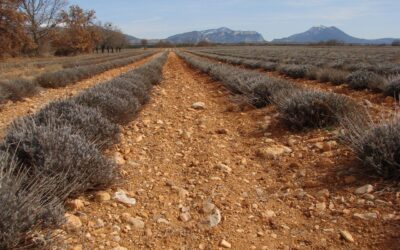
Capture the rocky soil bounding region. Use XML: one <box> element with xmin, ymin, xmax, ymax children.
<box><xmin>49</xmin><ymin>53</ymin><xmax>400</xmax><ymax>250</ymax></box>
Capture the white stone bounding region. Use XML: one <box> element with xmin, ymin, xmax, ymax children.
<box><xmin>113</xmin><ymin>190</ymin><xmax>136</xmax><ymax>206</ymax></box>
<box><xmin>353</xmin><ymin>212</ymin><xmax>378</xmax><ymax>220</ymax></box>
<box><xmin>114</xmin><ymin>152</ymin><xmax>126</xmax><ymax>165</ymax></box>
<box><xmin>192</xmin><ymin>102</ymin><xmax>206</xmax><ymax>109</ymax></box>
<box><xmin>208</xmin><ymin>208</ymin><xmax>222</xmax><ymax>227</ymax></box>
<box><xmin>340</xmin><ymin>230</ymin><xmax>354</xmax><ymax>242</ymax></box>
<box><xmin>220</xmin><ymin>239</ymin><xmax>232</xmax><ymax>248</ymax></box>
<box><xmin>179</xmin><ymin>212</ymin><xmax>191</xmax><ymax>222</ymax></box>
<box><xmin>355</xmin><ymin>184</ymin><xmax>374</xmax><ymax>195</ymax></box>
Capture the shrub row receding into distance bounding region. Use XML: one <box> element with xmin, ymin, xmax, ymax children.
<box><xmin>0</xmin><ymin>51</ymin><xmax>156</xmax><ymax>104</ymax></box>
<box><xmin>188</xmin><ymin>50</ymin><xmax>399</xmax><ymax>96</ymax></box>
<box><xmin>37</xmin><ymin>51</ymin><xmax>155</xmax><ymax>88</ymax></box>
<box><xmin>179</xmin><ymin>51</ymin><xmax>400</xmax><ymax>180</ymax></box>
<box><xmin>177</xmin><ymin>51</ymin><xmax>363</xmax><ymax>130</ymax></box>
<box><xmin>61</xmin><ymin>50</ymin><xmax>149</xmax><ymax>68</ymax></box>
<box><xmin>176</xmin><ymin>51</ymin><xmax>295</xmax><ymax>108</ymax></box>
<box><xmin>0</xmin><ymin>52</ymin><xmax>167</xmax><ymax>249</ymax></box>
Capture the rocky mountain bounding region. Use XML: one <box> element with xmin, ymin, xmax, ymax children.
<box><xmin>166</xmin><ymin>27</ymin><xmax>265</xmax><ymax>44</ymax></box>
<box><xmin>272</xmin><ymin>26</ymin><xmax>398</xmax><ymax>45</ymax></box>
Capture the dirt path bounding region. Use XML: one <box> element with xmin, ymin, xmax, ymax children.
<box><xmin>57</xmin><ymin>53</ymin><xmax>399</xmax><ymax>250</ymax></box>
<box><xmin>0</xmin><ymin>54</ymin><xmax>157</xmax><ymax>137</ymax></box>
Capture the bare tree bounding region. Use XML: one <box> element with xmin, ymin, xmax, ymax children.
<box><xmin>95</xmin><ymin>22</ymin><xmax>127</xmax><ymax>53</ymax></box>
<box><xmin>141</xmin><ymin>39</ymin><xmax>148</xmax><ymax>49</ymax></box>
<box><xmin>19</xmin><ymin>0</ymin><xmax>67</xmax><ymax>54</ymax></box>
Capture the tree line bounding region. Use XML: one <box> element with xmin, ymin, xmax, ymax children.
<box><xmin>0</xmin><ymin>0</ymin><xmax>128</xmax><ymax>57</ymax></box>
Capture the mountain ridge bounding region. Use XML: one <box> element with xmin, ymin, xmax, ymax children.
<box><xmin>166</xmin><ymin>27</ymin><xmax>265</xmax><ymax>44</ymax></box>
<box><xmin>272</xmin><ymin>26</ymin><xmax>398</xmax><ymax>44</ymax></box>
<box><xmin>125</xmin><ymin>26</ymin><xmax>399</xmax><ymax>45</ymax></box>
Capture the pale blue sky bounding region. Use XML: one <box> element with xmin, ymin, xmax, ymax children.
<box><xmin>69</xmin><ymin>0</ymin><xmax>399</xmax><ymax>40</ymax></box>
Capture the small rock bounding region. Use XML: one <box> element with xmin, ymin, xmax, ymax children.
<box><xmin>353</xmin><ymin>212</ymin><xmax>378</xmax><ymax>220</ymax></box>
<box><xmin>220</xmin><ymin>239</ymin><xmax>232</xmax><ymax>248</ymax></box>
<box><xmin>217</xmin><ymin>163</ymin><xmax>232</xmax><ymax>173</ymax></box>
<box><xmin>355</xmin><ymin>184</ymin><xmax>374</xmax><ymax>195</ymax></box>
<box><xmin>256</xmin><ymin>145</ymin><xmax>291</xmax><ymax>159</ymax></box>
<box><xmin>208</xmin><ymin>208</ymin><xmax>222</xmax><ymax>227</ymax></box>
<box><xmin>192</xmin><ymin>102</ymin><xmax>205</xmax><ymax>110</ymax></box>
<box><xmin>112</xmin><ymin>235</ymin><xmax>121</xmax><ymax>242</ymax></box>
<box><xmin>66</xmin><ymin>199</ymin><xmax>85</xmax><ymax>210</ymax></box>
<box><xmin>287</xmin><ymin>138</ymin><xmax>297</xmax><ymax>146</ymax></box>
<box><xmin>71</xmin><ymin>245</ymin><xmax>83</xmax><ymax>250</ymax></box>
<box><xmin>178</xmin><ymin>188</ymin><xmax>189</xmax><ymax>199</ymax></box>
<box><xmin>363</xmin><ymin>99</ymin><xmax>373</xmax><ymax>108</ymax></box>
<box><xmin>95</xmin><ymin>191</ymin><xmax>111</xmax><ymax>202</ymax></box>
<box><xmin>316</xmin><ymin>189</ymin><xmax>330</xmax><ymax>199</ymax></box>
<box><xmin>135</xmin><ymin>135</ymin><xmax>143</xmax><ymax>142</ymax></box>
<box><xmin>202</xmin><ymin>201</ymin><xmax>216</xmax><ymax>214</ymax></box>
<box><xmin>157</xmin><ymin>218</ymin><xmax>170</xmax><ymax>224</ymax></box>
<box><xmin>65</xmin><ymin>213</ymin><xmax>82</xmax><ymax>232</ymax></box>
<box><xmin>315</xmin><ymin>142</ymin><xmax>324</xmax><ymax>150</ymax></box>
<box><xmin>179</xmin><ymin>212</ymin><xmax>191</xmax><ymax>222</ymax></box>
<box><xmin>113</xmin><ymin>190</ymin><xmax>136</xmax><ymax>206</ymax></box>
<box><xmin>263</xmin><ymin>210</ymin><xmax>276</xmax><ymax>218</ymax></box>
<box><xmin>129</xmin><ymin>217</ymin><xmax>145</xmax><ymax>229</ymax></box>
<box><xmin>342</xmin><ymin>209</ymin><xmax>351</xmax><ymax>214</ymax></box>
<box><xmin>112</xmin><ymin>247</ymin><xmax>127</xmax><ymax>250</ymax></box>
<box><xmin>114</xmin><ymin>152</ymin><xmax>126</xmax><ymax>165</ymax></box>
<box><xmin>340</xmin><ymin>230</ymin><xmax>354</xmax><ymax>243</ymax></box>
<box><xmin>363</xmin><ymin>194</ymin><xmax>375</xmax><ymax>200</ymax></box>
<box><xmin>95</xmin><ymin>218</ymin><xmax>105</xmax><ymax>228</ymax></box>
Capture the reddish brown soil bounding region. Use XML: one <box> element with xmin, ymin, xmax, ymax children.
<box><xmin>0</xmin><ymin>54</ymin><xmax>157</xmax><ymax>138</ymax></box>
<box><xmin>55</xmin><ymin>53</ymin><xmax>400</xmax><ymax>250</ymax></box>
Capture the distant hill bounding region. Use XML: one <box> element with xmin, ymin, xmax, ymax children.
<box><xmin>124</xmin><ymin>34</ymin><xmax>141</xmax><ymax>44</ymax></box>
<box><xmin>166</xmin><ymin>27</ymin><xmax>265</xmax><ymax>44</ymax></box>
<box><xmin>124</xmin><ymin>34</ymin><xmax>162</xmax><ymax>45</ymax></box>
<box><xmin>272</xmin><ymin>26</ymin><xmax>398</xmax><ymax>45</ymax></box>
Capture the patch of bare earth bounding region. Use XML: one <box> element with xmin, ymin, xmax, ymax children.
<box><xmin>0</xmin><ymin>54</ymin><xmax>157</xmax><ymax>138</ymax></box>
<box><xmin>56</xmin><ymin>53</ymin><xmax>399</xmax><ymax>250</ymax></box>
